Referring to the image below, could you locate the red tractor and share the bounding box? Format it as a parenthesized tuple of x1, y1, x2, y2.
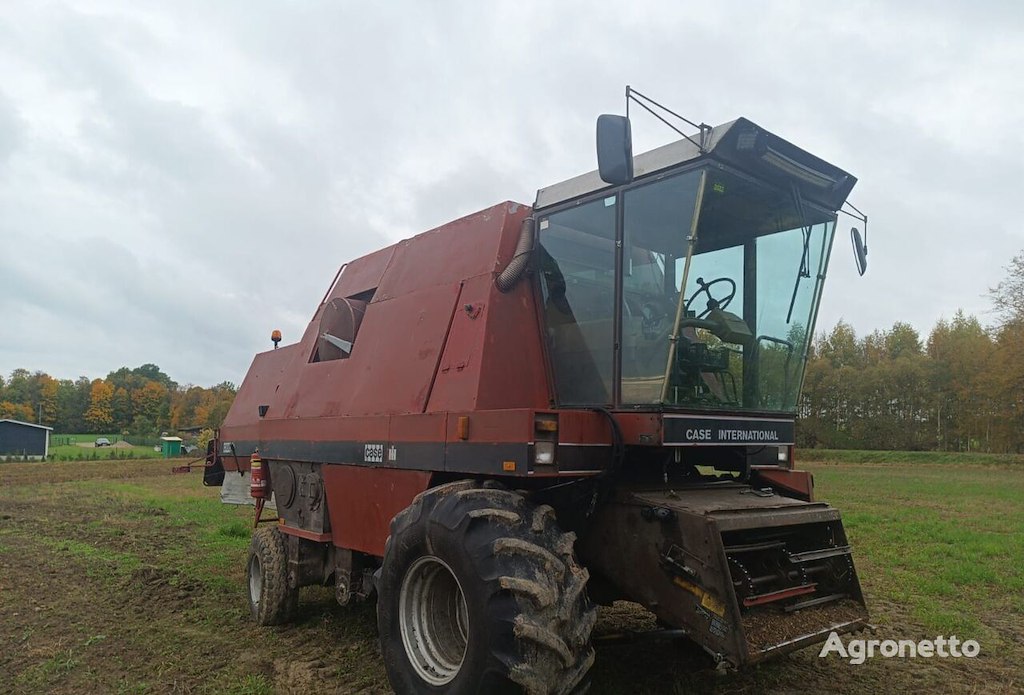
(207, 101, 869, 693)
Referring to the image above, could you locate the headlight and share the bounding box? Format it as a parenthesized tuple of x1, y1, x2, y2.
(534, 441, 556, 465)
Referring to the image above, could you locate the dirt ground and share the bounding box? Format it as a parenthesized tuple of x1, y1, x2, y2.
(0, 460, 1019, 694)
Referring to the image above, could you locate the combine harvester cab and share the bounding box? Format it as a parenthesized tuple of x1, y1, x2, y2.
(210, 94, 869, 692)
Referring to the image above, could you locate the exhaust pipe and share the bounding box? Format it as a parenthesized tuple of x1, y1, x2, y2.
(495, 218, 536, 292)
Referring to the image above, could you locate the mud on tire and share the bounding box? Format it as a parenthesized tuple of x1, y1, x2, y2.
(247, 525, 298, 626)
(378, 480, 596, 695)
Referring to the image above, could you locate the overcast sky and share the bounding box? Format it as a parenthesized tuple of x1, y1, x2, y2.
(1, 0, 1021, 387)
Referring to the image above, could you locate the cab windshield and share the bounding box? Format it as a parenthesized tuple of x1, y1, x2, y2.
(537, 165, 836, 413)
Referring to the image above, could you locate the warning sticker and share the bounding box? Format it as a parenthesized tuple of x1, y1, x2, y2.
(696, 604, 730, 638)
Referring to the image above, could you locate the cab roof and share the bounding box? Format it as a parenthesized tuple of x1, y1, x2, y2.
(534, 117, 856, 213)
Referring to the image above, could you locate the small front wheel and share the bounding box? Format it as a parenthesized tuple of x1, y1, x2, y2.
(246, 526, 298, 625)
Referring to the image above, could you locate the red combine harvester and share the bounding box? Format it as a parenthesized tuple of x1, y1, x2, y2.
(207, 94, 870, 694)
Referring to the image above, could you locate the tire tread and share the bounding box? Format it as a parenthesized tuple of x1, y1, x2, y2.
(381, 480, 595, 694)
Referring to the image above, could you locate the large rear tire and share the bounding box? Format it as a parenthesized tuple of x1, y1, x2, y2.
(247, 526, 298, 625)
(378, 480, 596, 695)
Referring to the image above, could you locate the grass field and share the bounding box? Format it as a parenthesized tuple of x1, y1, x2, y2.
(47, 444, 163, 460)
(0, 455, 1020, 693)
(804, 448, 1024, 467)
(46, 434, 183, 461)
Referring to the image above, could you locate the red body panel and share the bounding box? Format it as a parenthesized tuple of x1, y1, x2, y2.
(751, 468, 814, 501)
(322, 465, 432, 556)
(331, 245, 395, 299)
(217, 200, 803, 557)
(219, 202, 556, 552)
(339, 282, 462, 416)
(221, 201, 545, 433)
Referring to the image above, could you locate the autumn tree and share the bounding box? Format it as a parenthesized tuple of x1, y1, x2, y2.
(0, 401, 34, 421)
(927, 312, 994, 451)
(132, 380, 169, 424)
(2, 366, 236, 438)
(990, 251, 1024, 326)
(3, 369, 32, 407)
(84, 379, 115, 432)
(55, 377, 92, 432)
(38, 374, 59, 424)
(987, 319, 1024, 452)
(111, 387, 132, 431)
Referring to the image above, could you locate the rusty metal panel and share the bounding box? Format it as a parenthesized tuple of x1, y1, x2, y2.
(578, 486, 749, 662)
(474, 278, 552, 410)
(345, 284, 461, 415)
(752, 468, 815, 501)
(629, 486, 823, 515)
(322, 464, 431, 556)
(221, 344, 302, 430)
(611, 412, 663, 446)
(444, 409, 534, 443)
(375, 203, 516, 301)
(712, 508, 841, 532)
(277, 361, 358, 419)
(269, 460, 330, 534)
(388, 413, 448, 442)
(579, 483, 866, 668)
(221, 202, 538, 440)
(260, 415, 389, 446)
(331, 244, 395, 299)
(425, 276, 489, 412)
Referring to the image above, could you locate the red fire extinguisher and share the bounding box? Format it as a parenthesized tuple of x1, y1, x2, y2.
(249, 451, 266, 499)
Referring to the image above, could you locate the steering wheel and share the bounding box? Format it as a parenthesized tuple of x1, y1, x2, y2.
(684, 276, 736, 319)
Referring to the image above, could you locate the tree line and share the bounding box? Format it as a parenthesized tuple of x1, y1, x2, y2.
(3, 255, 1022, 452)
(798, 253, 1024, 453)
(0, 363, 236, 436)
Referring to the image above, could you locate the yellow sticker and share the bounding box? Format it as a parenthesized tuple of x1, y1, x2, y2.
(673, 576, 726, 617)
(701, 592, 726, 617)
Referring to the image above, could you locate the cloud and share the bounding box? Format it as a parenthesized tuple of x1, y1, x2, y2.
(0, 91, 25, 166)
(0, 0, 1021, 385)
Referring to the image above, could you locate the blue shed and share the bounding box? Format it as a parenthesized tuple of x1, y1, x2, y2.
(0, 419, 53, 461)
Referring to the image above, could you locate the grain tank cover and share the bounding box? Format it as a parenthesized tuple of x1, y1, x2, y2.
(535, 117, 856, 213)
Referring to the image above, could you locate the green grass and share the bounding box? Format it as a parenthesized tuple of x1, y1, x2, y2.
(807, 460, 1024, 642)
(65, 477, 256, 587)
(2, 456, 1021, 693)
(219, 674, 275, 695)
(48, 433, 183, 460)
(802, 448, 1024, 466)
(37, 537, 144, 574)
(52, 433, 124, 444)
(44, 461, 1024, 644)
(48, 444, 162, 460)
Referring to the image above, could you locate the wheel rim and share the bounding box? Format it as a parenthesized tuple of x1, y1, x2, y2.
(398, 555, 469, 685)
(248, 554, 263, 606)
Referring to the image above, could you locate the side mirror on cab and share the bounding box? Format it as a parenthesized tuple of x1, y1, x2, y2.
(851, 227, 868, 276)
(597, 115, 634, 186)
